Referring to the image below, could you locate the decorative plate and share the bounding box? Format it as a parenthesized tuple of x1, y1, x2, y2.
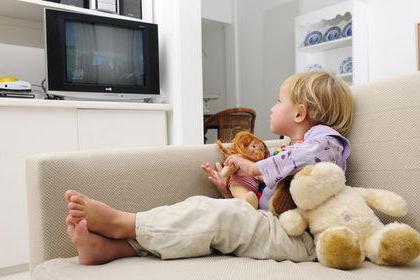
(304, 31, 323, 46)
(304, 64, 322, 72)
(323, 26, 341, 41)
(342, 22, 352, 37)
(340, 57, 352, 74)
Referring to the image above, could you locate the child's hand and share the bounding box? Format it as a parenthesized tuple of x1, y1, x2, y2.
(224, 154, 261, 177)
(200, 162, 233, 198)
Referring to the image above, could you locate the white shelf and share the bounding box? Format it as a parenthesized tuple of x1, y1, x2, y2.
(298, 36, 352, 53)
(1, 0, 145, 23)
(336, 72, 353, 79)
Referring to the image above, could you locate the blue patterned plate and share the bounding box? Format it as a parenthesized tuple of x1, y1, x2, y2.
(342, 22, 352, 37)
(323, 26, 341, 41)
(304, 64, 322, 72)
(340, 57, 352, 74)
(304, 31, 323, 46)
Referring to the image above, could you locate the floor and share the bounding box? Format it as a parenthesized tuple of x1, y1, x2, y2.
(0, 272, 29, 280)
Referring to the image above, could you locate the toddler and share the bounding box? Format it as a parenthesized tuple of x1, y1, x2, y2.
(65, 70, 353, 265)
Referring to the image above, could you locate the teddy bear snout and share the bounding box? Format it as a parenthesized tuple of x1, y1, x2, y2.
(290, 162, 346, 210)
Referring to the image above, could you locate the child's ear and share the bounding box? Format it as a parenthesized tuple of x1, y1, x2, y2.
(294, 104, 307, 123)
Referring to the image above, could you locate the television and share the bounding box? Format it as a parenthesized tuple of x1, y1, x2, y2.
(44, 9, 159, 101)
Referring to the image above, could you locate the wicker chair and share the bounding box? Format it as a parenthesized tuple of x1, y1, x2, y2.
(204, 107, 256, 143)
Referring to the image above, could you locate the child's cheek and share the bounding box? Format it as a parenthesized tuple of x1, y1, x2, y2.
(270, 124, 279, 135)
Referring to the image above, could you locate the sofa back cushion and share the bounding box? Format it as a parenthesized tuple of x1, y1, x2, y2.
(26, 144, 222, 267)
(25, 139, 286, 267)
(346, 73, 420, 231)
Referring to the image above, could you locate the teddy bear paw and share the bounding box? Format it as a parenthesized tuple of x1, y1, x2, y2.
(373, 223, 420, 265)
(316, 227, 364, 270)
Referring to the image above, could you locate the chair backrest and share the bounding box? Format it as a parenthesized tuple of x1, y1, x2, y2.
(204, 107, 256, 143)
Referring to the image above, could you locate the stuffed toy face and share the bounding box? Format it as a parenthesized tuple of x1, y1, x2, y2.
(290, 164, 346, 210)
(217, 131, 270, 162)
(244, 139, 268, 161)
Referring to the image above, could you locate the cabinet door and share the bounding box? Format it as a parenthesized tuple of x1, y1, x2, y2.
(77, 109, 168, 150)
(0, 107, 78, 268)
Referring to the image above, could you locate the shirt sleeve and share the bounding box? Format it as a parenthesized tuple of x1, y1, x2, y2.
(257, 136, 344, 188)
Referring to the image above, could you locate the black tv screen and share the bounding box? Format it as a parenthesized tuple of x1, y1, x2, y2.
(45, 9, 159, 100)
(64, 20, 145, 87)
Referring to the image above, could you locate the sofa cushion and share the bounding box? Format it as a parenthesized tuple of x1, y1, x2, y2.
(33, 255, 420, 280)
(347, 73, 420, 231)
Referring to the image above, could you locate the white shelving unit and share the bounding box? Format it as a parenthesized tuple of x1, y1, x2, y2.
(0, 0, 153, 23)
(295, 0, 369, 85)
(0, 0, 159, 272)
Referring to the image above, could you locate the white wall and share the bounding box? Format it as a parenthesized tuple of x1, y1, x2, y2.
(235, 0, 299, 140)
(154, 0, 203, 145)
(262, 1, 299, 139)
(368, 0, 420, 81)
(202, 19, 228, 114)
(201, 0, 232, 24)
(235, 0, 264, 137)
(299, 0, 347, 14)
(201, 19, 228, 143)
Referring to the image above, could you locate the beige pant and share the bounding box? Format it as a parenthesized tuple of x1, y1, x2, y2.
(127, 196, 316, 262)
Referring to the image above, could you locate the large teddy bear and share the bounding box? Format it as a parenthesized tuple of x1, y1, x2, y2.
(279, 162, 420, 270)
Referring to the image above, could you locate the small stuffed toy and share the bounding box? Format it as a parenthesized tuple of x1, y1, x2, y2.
(279, 162, 420, 269)
(269, 176, 296, 216)
(216, 131, 269, 209)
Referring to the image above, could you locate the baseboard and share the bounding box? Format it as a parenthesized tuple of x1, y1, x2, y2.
(0, 263, 29, 277)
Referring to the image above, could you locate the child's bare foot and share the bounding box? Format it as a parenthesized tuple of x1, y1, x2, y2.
(65, 190, 136, 239)
(200, 162, 232, 198)
(67, 219, 136, 265)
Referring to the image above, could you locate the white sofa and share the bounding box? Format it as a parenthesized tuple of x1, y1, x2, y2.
(26, 73, 420, 279)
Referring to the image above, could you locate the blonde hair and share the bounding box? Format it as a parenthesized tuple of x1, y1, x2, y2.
(285, 70, 354, 136)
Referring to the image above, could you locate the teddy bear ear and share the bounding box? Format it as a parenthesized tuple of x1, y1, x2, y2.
(290, 162, 346, 210)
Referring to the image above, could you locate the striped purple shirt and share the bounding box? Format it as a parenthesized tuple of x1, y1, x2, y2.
(257, 125, 351, 210)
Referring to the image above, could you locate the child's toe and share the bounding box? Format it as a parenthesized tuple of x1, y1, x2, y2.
(68, 202, 84, 210)
(70, 210, 84, 217)
(66, 214, 82, 226)
(70, 195, 86, 205)
(64, 190, 76, 202)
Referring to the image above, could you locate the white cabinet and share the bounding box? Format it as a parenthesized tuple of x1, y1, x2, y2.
(78, 109, 167, 150)
(295, 0, 369, 85)
(0, 99, 170, 270)
(0, 107, 78, 268)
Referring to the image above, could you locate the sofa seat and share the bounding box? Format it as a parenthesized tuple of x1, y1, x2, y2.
(33, 255, 420, 280)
